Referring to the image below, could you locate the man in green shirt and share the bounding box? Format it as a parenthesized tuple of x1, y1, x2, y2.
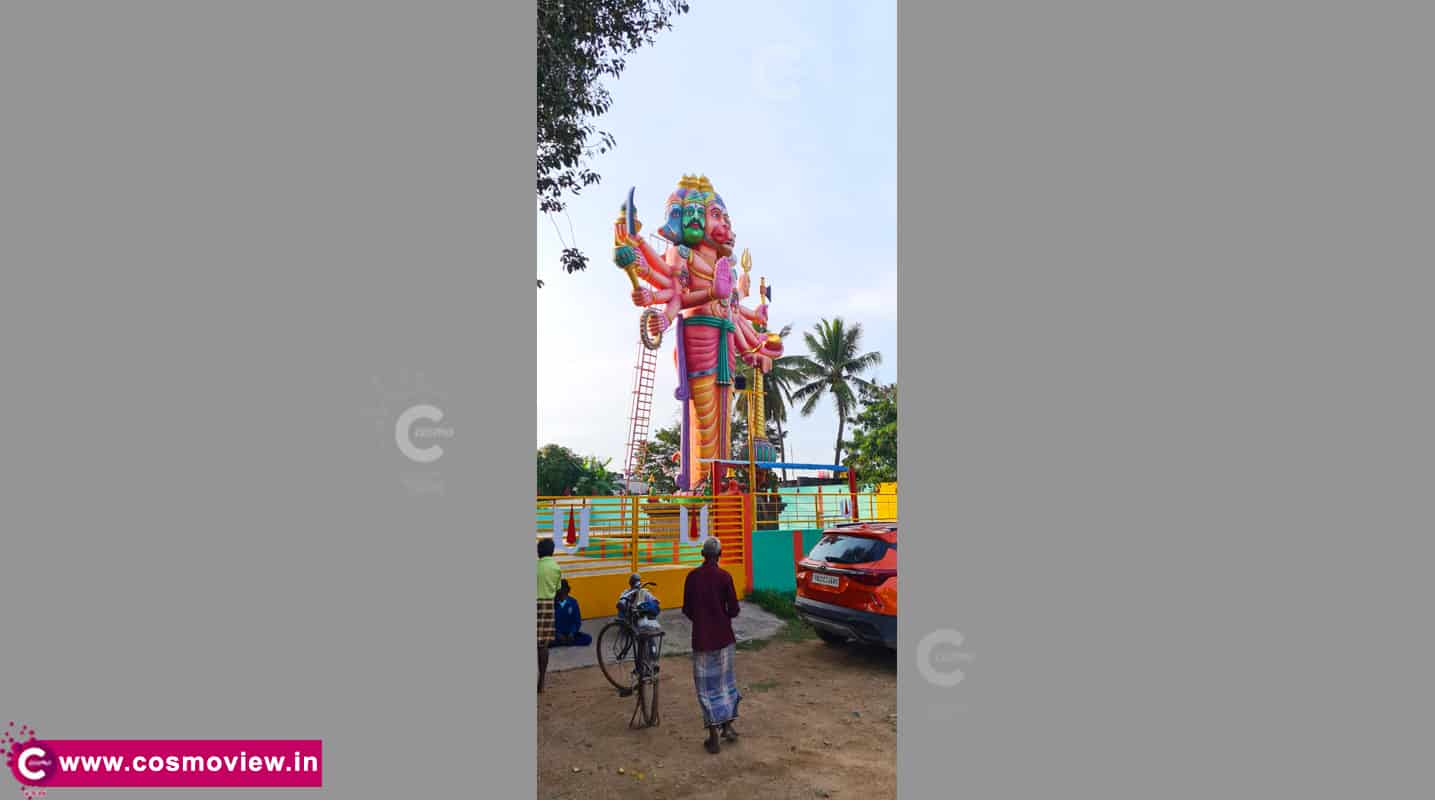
(537, 537, 563, 692)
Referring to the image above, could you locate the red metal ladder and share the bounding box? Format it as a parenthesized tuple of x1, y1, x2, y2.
(623, 340, 659, 489)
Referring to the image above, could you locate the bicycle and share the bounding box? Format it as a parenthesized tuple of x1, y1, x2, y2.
(595, 574, 665, 728)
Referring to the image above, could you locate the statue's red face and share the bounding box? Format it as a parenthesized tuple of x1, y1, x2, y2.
(704, 204, 734, 248)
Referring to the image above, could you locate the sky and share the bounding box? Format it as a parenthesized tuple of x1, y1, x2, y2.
(537, 0, 897, 473)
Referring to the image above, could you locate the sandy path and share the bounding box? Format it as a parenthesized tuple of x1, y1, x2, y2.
(538, 637, 896, 800)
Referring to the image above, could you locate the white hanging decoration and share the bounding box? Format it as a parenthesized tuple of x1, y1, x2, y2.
(680, 503, 710, 548)
(556, 504, 590, 555)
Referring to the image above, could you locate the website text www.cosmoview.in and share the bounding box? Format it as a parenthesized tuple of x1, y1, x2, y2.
(8, 740, 322, 789)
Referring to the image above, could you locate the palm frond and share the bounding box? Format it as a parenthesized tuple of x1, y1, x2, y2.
(802, 330, 824, 358)
(846, 351, 883, 373)
(849, 376, 880, 395)
(799, 390, 823, 417)
(789, 379, 825, 402)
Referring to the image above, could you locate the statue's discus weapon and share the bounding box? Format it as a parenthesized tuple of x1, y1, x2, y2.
(640, 308, 664, 351)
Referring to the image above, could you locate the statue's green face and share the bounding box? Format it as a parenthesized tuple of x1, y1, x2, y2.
(681, 202, 706, 246)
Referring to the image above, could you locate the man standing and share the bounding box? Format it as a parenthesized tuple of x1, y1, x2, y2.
(537, 537, 562, 693)
(681, 537, 742, 753)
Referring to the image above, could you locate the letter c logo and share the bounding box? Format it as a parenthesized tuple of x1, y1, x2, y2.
(18, 745, 50, 781)
(397, 404, 444, 463)
(916, 629, 972, 688)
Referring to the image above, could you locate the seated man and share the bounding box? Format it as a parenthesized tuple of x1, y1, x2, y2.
(550, 580, 592, 648)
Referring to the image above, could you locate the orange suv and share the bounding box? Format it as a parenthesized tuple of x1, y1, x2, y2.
(794, 522, 897, 650)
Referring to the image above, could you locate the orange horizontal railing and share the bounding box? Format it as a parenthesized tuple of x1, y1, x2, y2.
(535, 491, 896, 615)
(535, 495, 746, 577)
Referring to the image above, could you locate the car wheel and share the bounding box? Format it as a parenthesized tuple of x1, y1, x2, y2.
(816, 629, 847, 645)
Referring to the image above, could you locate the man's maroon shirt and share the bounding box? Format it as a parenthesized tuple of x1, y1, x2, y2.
(682, 560, 740, 652)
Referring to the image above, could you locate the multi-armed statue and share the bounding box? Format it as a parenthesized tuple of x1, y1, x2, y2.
(613, 175, 784, 493)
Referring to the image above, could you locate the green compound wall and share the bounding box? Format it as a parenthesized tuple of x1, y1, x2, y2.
(750, 528, 825, 594)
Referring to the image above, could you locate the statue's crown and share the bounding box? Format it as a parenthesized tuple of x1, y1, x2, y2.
(678, 174, 714, 193)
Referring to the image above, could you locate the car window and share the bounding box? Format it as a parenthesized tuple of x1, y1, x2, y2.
(810, 534, 889, 564)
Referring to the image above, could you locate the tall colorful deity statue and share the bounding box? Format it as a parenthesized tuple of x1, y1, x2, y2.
(613, 175, 785, 491)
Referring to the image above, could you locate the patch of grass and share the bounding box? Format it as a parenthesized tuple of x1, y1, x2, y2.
(746, 589, 801, 621)
(736, 637, 771, 652)
(780, 621, 818, 643)
(744, 589, 817, 645)
(748, 679, 781, 693)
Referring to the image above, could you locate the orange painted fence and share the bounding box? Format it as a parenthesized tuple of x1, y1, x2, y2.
(535, 495, 748, 615)
(536, 490, 897, 618)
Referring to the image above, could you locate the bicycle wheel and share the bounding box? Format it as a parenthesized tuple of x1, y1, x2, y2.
(636, 668, 659, 727)
(596, 621, 638, 692)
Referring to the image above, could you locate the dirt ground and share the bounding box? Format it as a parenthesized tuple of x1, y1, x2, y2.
(538, 637, 896, 800)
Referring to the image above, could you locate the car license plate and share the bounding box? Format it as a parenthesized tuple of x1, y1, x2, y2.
(811, 573, 841, 589)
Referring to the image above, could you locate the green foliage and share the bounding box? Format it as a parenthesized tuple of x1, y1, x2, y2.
(788, 318, 883, 466)
(635, 423, 680, 494)
(842, 382, 897, 485)
(537, 444, 584, 496)
(537, 0, 690, 281)
(537, 445, 622, 496)
(574, 455, 621, 496)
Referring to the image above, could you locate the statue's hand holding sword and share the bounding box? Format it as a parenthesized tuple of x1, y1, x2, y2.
(613, 186, 643, 291)
(614, 187, 675, 350)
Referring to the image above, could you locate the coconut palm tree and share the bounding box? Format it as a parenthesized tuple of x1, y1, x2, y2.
(789, 317, 883, 467)
(734, 326, 802, 477)
(762, 351, 805, 473)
